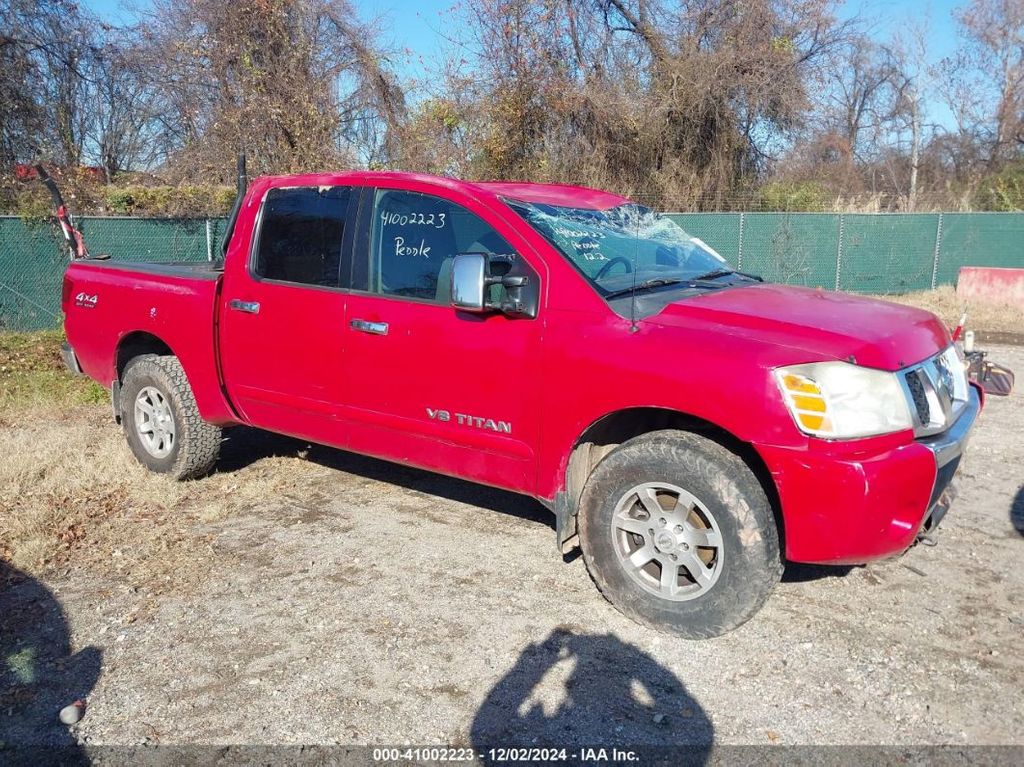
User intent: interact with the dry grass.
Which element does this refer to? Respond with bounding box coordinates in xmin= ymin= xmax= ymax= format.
xmin=0 ymin=330 xmax=329 ymax=588
xmin=0 ymin=405 xmax=328 ymax=587
xmin=1 ymin=410 xmax=182 ymax=571
xmin=871 ymin=286 xmax=1023 ymax=337
xmin=0 ymin=329 xmax=107 ymax=416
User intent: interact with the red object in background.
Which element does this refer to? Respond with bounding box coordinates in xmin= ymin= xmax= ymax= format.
xmin=62 ymin=170 xmax=980 ymax=566
xmin=957 ymin=266 xmax=1024 ymax=307
xmin=34 ymin=164 xmax=90 ymax=259
xmin=15 ymin=163 xmax=104 ymax=181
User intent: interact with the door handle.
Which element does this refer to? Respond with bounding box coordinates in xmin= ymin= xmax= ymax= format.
xmin=350 ymin=318 xmax=389 ymax=336
xmin=228 ymin=299 xmax=261 ymax=314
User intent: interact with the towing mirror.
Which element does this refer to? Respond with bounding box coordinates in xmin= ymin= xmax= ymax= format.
xmin=450 ymin=253 xmax=488 ymax=312
xmin=450 ymin=252 xmax=539 ymax=319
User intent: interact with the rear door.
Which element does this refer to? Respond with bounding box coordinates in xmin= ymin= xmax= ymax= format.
xmin=218 ymin=184 xmax=355 ymax=446
xmin=340 ymin=186 xmax=545 ymax=494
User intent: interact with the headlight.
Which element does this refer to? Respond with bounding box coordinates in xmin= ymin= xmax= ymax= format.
xmin=774 ymin=361 xmax=913 ymax=439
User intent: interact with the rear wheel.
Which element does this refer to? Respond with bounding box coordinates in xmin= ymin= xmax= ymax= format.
xmin=577 ymin=430 xmax=782 ymax=639
xmin=120 ymin=355 xmax=221 ymax=480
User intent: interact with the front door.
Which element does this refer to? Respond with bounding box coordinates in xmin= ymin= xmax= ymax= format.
xmin=341 ymin=187 xmax=544 ymax=494
xmin=219 ymin=184 xmax=353 ymax=446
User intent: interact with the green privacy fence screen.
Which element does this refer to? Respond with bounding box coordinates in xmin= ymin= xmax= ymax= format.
xmin=668 ymin=212 xmax=1024 ymax=294
xmin=0 ymin=217 xmax=228 ymax=330
xmin=1 ymin=212 xmax=1021 ymax=331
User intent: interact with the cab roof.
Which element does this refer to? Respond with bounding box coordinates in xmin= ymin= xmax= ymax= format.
xmin=257 ymin=170 xmax=629 ymax=210
xmin=471 ymin=180 xmax=628 ymax=209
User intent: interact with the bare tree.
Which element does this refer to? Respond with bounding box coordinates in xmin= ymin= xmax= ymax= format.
xmin=824 ymin=38 xmax=893 ymax=166
xmin=0 ymin=13 xmax=43 ymax=166
xmin=945 ymin=0 xmax=1024 ymax=167
xmin=884 ymin=20 xmax=937 ymax=210
xmin=0 ymin=0 xmax=97 ymax=166
xmin=2 ymin=0 xmax=1022 ymax=213
xmin=132 ymin=0 xmax=404 ymax=180
xmin=415 ymin=0 xmax=853 ymax=207
xmin=80 ymin=31 xmax=164 ymax=180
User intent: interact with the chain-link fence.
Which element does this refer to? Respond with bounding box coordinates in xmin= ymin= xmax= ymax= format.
xmin=0 ymin=216 xmax=228 ymax=330
xmin=667 ymin=212 xmax=1024 ymax=293
xmin=1 ymin=212 xmax=1022 ymax=331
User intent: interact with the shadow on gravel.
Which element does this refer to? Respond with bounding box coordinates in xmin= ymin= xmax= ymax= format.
xmin=218 ymin=426 xmax=553 ymax=528
xmin=0 ymin=561 xmax=101 ymax=764
xmin=470 ymin=628 xmax=712 ymax=755
xmin=1012 ymin=485 xmax=1024 ymax=537
xmin=781 ymin=562 xmax=855 ymax=583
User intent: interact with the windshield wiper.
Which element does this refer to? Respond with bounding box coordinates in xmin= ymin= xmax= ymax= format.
xmin=604 ymin=269 xmax=759 ymax=299
xmin=691 ymin=267 xmax=764 ymax=283
xmin=688 ymin=268 xmax=735 ymax=282
xmin=604 ymin=278 xmax=685 ymax=299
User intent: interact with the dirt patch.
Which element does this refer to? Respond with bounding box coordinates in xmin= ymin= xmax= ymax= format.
xmin=976 ymin=330 xmax=1024 ymax=346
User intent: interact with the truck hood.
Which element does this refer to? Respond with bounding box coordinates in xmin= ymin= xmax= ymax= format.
xmin=646 ymin=283 xmax=951 ymax=371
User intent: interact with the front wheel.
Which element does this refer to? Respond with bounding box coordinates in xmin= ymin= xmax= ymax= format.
xmin=120 ymin=354 xmax=222 ymax=480
xmin=577 ymin=430 xmax=782 ymax=639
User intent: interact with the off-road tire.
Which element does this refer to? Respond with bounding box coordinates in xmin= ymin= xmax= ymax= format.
xmin=120 ymin=354 xmax=221 ymax=480
xmin=577 ymin=430 xmax=782 ymax=639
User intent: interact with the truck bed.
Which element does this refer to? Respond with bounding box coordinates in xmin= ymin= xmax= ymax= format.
xmin=63 ymin=258 xmax=237 ymax=425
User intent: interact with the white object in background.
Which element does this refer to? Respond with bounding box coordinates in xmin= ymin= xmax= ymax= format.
xmin=964 ymin=330 xmax=975 ymax=353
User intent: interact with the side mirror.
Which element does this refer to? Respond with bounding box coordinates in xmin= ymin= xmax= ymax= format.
xmin=450 ymin=253 xmax=488 ymax=312
xmin=450 ymin=252 xmax=539 ymax=319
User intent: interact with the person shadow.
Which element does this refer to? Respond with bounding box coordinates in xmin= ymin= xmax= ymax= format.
xmin=0 ymin=561 xmax=102 ymax=765
xmin=470 ymin=628 xmax=712 ymax=760
xmin=1011 ymin=485 xmax=1024 ymax=537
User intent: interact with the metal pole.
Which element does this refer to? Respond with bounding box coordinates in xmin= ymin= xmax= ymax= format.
xmin=205 ymin=219 xmax=213 ymax=261
xmin=737 ymin=211 xmax=745 ymax=270
xmin=834 ymin=213 xmax=844 ymax=291
xmin=930 ymin=212 xmax=943 ymax=290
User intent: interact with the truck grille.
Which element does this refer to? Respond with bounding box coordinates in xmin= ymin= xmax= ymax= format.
xmin=901 ymin=346 xmax=969 ymax=437
xmin=905 ymin=371 xmax=929 ymax=425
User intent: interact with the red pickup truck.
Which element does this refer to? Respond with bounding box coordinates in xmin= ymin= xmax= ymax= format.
xmin=61 ymin=171 xmax=980 ymax=638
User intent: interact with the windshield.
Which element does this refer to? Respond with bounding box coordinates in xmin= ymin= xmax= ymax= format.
xmin=507 ymin=199 xmax=730 ymax=296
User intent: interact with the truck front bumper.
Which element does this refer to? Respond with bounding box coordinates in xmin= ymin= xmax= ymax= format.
xmin=759 ymin=386 xmax=981 ymax=565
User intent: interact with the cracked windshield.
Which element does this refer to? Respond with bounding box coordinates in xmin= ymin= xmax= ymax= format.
xmin=508 ymin=200 xmax=731 ymax=297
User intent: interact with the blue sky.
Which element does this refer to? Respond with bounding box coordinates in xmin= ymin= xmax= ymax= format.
xmin=83 ymin=0 xmax=968 ymax=104
xmin=851 ymin=0 xmax=964 ymax=61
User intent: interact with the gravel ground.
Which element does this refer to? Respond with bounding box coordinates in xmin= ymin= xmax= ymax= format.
xmin=2 ymin=346 xmax=1023 ymax=750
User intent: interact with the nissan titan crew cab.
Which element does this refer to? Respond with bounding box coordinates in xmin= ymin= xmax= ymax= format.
xmin=61 ymin=171 xmax=981 ymax=638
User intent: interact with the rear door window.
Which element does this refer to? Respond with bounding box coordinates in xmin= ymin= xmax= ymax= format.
xmin=254 ymin=186 xmax=351 ymax=286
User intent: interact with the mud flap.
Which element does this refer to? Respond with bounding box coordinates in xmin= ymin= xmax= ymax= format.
xmin=553 ymin=492 xmax=579 ymax=553
xmin=111 ymin=379 xmax=123 ymax=423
